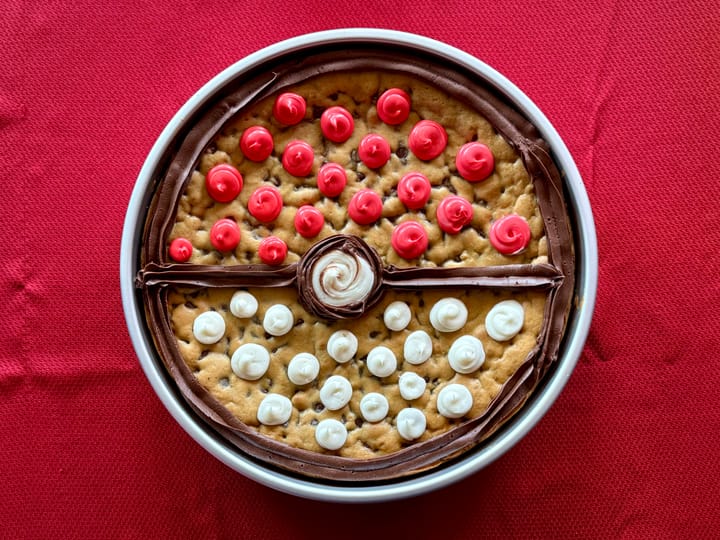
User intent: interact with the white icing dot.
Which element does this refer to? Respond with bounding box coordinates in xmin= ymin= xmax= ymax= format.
xmin=437 ymin=384 xmax=473 ymax=419
xmin=192 ymin=311 xmax=226 ymax=344
xmin=396 ymin=408 xmax=426 ymax=440
xmin=315 ymin=418 xmax=348 ymax=450
xmin=360 ymin=393 xmax=389 ymax=423
xmin=287 ymin=353 xmax=320 ymax=385
xmin=319 ymin=375 xmax=353 ymax=410
xmin=429 ymin=298 xmax=468 ymax=332
xmin=383 ymin=301 xmax=412 ymax=331
xmin=229 ymin=291 xmax=258 ymax=318
xmin=403 ymin=330 xmax=433 ymax=365
xmin=326 ymin=330 xmax=358 ymax=363
xmin=398 ymin=372 xmax=426 ymax=401
xmin=257 ymin=394 xmax=293 ymax=425
xmin=485 ymin=299 xmax=525 ymax=341
xmin=366 ymin=346 xmax=397 ymax=378
xmin=231 ymin=343 xmax=270 ymax=380
xmin=263 ymin=304 xmax=294 ymax=336
xmin=448 ymin=335 xmax=485 ymax=374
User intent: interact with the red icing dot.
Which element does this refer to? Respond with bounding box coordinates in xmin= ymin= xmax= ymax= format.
xmin=358 ymin=134 xmax=391 ymax=169
xmin=397 ymin=172 xmax=431 ymax=210
xmin=436 ymin=196 xmax=473 ymax=234
xmin=320 ymin=106 xmax=354 ymax=143
xmin=205 ymin=164 xmax=243 ymax=203
xmin=456 ymin=142 xmax=494 ymax=182
xmin=294 ymin=205 xmax=325 ymax=238
xmin=282 ymin=140 xmax=315 ymax=177
xmin=408 ymin=120 xmax=447 ymax=161
xmin=489 ymin=214 xmax=531 ymax=255
xmin=240 ymin=126 xmax=274 ymax=162
xmin=169 ymin=237 xmax=192 ymax=262
xmin=258 ymin=236 xmax=288 ymax=265
xmin=317 ymin=163 xmax=347 ymax=198
xmin=210 ymin=218 xmax=240 ymax=252
xmin=377 ymin=88 xmax=411 ymax=125
xmin=348 ymin=189 xmax=383 ymax=225
xmin=392 ymin=221 xmax=428 ymax=260
xmin=273 ymin=92 xmax=306 ymax=125
xmin=248 ymin=185 xmax=283 ymax=223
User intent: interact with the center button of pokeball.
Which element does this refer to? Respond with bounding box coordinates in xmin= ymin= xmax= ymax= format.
xmin=296 ymin=235 xmax=385 ymax=321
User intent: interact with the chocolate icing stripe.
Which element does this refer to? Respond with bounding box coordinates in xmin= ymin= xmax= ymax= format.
xmin=137 ymin=262 xmax=298 ymax=288
xmin=137 ymin=43 xmax=576 ymax=481
xmin=383 ymin=263 xmax=563 ymax=290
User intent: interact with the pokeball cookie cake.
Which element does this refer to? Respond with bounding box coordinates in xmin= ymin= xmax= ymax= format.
xmin=135 ymin=44 xmax=575 ymax=481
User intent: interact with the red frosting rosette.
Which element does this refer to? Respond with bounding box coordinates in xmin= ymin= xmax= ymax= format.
xmin=320 ymin=106 xmax=354 ymax=143
xmin=248 ymin=185 xmax=283 ymax=223
xmin=282 ymin=140 xmax=315 ymax=177
xmin=273 ymin=92 xmax=306 ymax=125
xmin=168 ymin=237 xmax=193 ymax=262
xmin=258 ymin=236 xmax=288 ymax=265
xmin=240 ymin=126 xmax=274 ymax=162
xmin=489 ymin=214 xmax=531 ymax=255
xmin=317 ymin=163 xmax=347 ymax=198
xmin=348 ymin=189 xmax=383 ymax=225
xmin=397 ymin=172 xmax=432 ymax=210
xmin=456 ymin=142 xmax=494 ymax=182
xmin=209 ymin=218 xmax=240 ymax=252
xmin=408 ymin=120 xmax=447 ymax=160
xmin=358 ymin=134 xmax=391 ymax=169
xmin=294 ymin=205 xmax=325 ymax=238
xmin=436 ymin=195 xmax=473 ymax=234
xmin=377 ymin=88 xmax=411 ymax=125
xmin=391 ymin=221 xmax=428 ymax=259
xmin=205 ymin=163 xmax=243 ymax=203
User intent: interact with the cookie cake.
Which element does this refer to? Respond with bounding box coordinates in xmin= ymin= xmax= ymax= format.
xmin=133 ymin=40 xmax=576 ymax=482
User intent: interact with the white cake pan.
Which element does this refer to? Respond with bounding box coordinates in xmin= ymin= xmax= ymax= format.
xmin=120 ymin=28 xmax=597 ymax=502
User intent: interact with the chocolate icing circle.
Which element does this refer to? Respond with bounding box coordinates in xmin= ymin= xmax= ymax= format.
xmin=296 ymin=235 xmax=385 ymax=320
xmin=136 ymin=42 xmax=575 ymax=482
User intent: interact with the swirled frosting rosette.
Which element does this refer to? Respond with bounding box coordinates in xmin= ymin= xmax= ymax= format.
xmin=296 ymin=235 xmax=385 ymax=320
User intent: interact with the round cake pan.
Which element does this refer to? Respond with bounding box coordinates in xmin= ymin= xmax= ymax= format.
xmin=120 ymin=28 xmax=597 ymax=502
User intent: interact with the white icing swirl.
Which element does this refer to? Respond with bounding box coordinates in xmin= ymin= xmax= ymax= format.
xmin=485 ymin=300 xmax=525 ymax=341
xmin=396 ymin=408 xmax=426 ymax=440
xmin=326 ymin=330 xmax=358 ymax=363
xmin=229 ymin=291 xmax=258 ymax=318
xmin=437 ymin=384 xmax=473 ymax=418
xmin=448 ymin=335 xmax=485 ymax=374
xmin=366 ymin=346 xmax=397 ymax=378
xmin=403 ymin=330 xmax=433 ymax=365
xmin=192 ymin=311 xmax=225 ymax=344
xmin=287 ymin=353 xmax=320 ymax=385
xmin=360 ymin=392 xmax=389 ymax=423
xmin=429 ymin=298 xmax=468 ymax=332
xmin=231 ymin=343 xmax=270 ymax=380
xmin=319 ymin=375 xmax=353 ymax=410
xmin=263 ymin=304 xmax=294 ymax=336
xmin=311 ymin=250 xmax=375 ymax=307
xmin=256 ymin=393 xmax=293 ymax=425
xmin=398 ymin=372 xmax=426 ymax=401
xmin=383 ymin=301 xmax=411 ymax=331
xmin=315 ymin=418 xmax=347 ymax=450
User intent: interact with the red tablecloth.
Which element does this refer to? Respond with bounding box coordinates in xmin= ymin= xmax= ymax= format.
xmin=2 ymin=2 xmax=718 ymax=537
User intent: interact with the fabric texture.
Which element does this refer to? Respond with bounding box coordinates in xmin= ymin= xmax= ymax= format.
xmin=1 ymin=1 xmax=718 ymax=537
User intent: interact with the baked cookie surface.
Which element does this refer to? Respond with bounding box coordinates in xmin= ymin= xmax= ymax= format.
xmin=137 ymin=46 xmax=575 ymax=481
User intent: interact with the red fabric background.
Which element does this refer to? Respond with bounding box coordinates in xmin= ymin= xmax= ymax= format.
xmin=2 ymin=1 xmax=718 ymax=537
